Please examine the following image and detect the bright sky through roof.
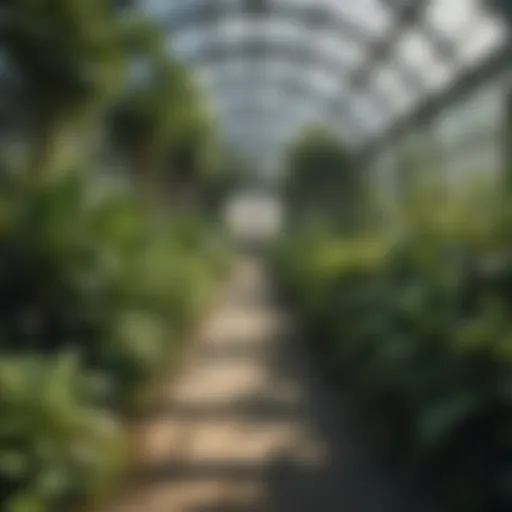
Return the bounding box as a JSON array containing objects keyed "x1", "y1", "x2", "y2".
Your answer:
[{"x1": 149, "y1": 0, "x2": 509, "y2": 160}]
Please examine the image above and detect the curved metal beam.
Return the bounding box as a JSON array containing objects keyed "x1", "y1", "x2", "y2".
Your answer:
[
  {"x1": 212, "y1": 84, "x2": 365, "y2": 124},
  {"x1": 191, "y1": 48, "x2": 352, "y2": 101},
  {"x1": 217, "y1": 101, "x2": 331, "y2": 129},
  {"x1": 216, "y1": 93, "x2": 366, "y2": 147},
  {"x1": 207, "y1": 70, "x2": 345, "y2": 101},
  {"x1": 172, "y1": 28, "x2": 424, "y2": 122},
  {"x1": 349, "y1": 0, "x2": 432, "y2": 92},
  {"x1": 182, "y1": 36, "x2": 333, "y2": 68},
  {"x1": 164, "y1": 0, "x2": 434, "y2": 97},
  {"x1": 192, "y1": 48, "x2": 395, "y2": 126},
  {"x1": 161, "y1": 1, "x2": 401, "y2": 132},
  {"x1": 161, "y1": 0, "x2": 462, "y2": 146},
  {"x1": 184, "y1": 33, "x2": 427, "y2": 106},
  {"x1": 163, "y1": 0, "x2": 371, "y2": 46},
  {"x1": 362, "y1": 42, "x2": 512, "y2": 159},
  {"x1": 380, "y1": 0, "x2": 457, "y2": 64},
  {"x1": 202, "y1": 62, "x2": 391, "y2": 125}
]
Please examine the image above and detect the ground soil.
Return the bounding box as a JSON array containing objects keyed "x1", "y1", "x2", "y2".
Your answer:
[{"x1": 102, "y1": 258, "x2": 437, "y2": 512}]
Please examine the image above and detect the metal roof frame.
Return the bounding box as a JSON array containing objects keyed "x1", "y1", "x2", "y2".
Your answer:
[{"x1": 158, "y1": 0, "x2": 511, "y2": 158}]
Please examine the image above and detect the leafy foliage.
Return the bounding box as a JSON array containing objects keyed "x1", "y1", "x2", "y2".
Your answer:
[
  {"x1": 0, "y1": 168, "x2": 229, "y2": 511},
  {"x1": 0, "y1": 0, "x2": 127, "y2": 173},
  {"x1": 0, "y1": 1, "x2": 233, "y2": 510},
  {"x1": 282, "y1": 125, "x2": 359, "y2": 230},
  {"x1": 0, "y1": 353, "x2": 124, "y2": 511},
  {"x1": 273, "y1": 203, "x2": 512, "y2": 511},
  {"x1": 109, "y1": 43, "x2": 216, "y2": 199}
]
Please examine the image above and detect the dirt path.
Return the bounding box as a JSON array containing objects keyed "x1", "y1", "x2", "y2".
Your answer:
[{"x1": 104, "y1": 258, "x2": 435, "y2": 512}]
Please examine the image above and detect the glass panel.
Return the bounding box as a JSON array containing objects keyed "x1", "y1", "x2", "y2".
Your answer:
[
  {"x1": 320, "y1": 101, "x2": 367, "y2": 143},
  {"x1": 306, "y1": 69, "x2": 342, "y2": 96},
  {"x1": 199, "y1": 59, "x2": 249, "y2": 84},
  {"x1": 210, "y1": 18, "x2": 303, "y2": 42},
  {"x1": 435, "y1": 80, "x2": 506, "y2": 149},
  {"x1": 425, "y1": 0, "x2": 509, "y2": 67},
  {"x1": 148, "y1": 0, "x2": 190, "y2": 18},
  {"x1": 159, "y1": 0, "x2": 512, "y2": 161},
  {"x1": 314, "y1": 32, "x2": 366, "y2": 69},
  {"x1": 371, "y1": 64, "x2": 418, "y2": 114},
  {"x1": 425, "y1": 0, "x2": 479, "y2": 39},
  {"x1": 372, "y1": 144, "x2": 401, "y2": 205},
  {"x1": 394, "y1": 29, "x2": 455, "y2": 92},
  {"x1": 265, "y1": 60, "x2": 298, "y2": 79},
  {"x1": 171, "y1": 17, "x2": 366, "y2": 73},
  {"x1": 350, "y1": 94, "x2": 390, "y2": 137},
  {"x1": 471, "y1": 142, "x2": 502, "y2": 175},
  {"x1": 445, "y1": 141, "x2": 502, "y2": 188},
  {"x1": 468, "y1": 81, "x2": 507, "y2": 131},
  {"x1": 168, "y1": 27, "x2": 206, "y2": 58},
  {"x1": 328, "y1": 0, "x2": 394, "y2": 38},
  {"x1": 436, "y1": 106, "x2": 477, "y2": 148},
  {"x1": 457, "y1": 16, "x2": 508, "y2": 66}
]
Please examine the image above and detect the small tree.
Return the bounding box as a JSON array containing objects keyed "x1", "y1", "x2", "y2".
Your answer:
[
  {"x1": 0, "y1": 0, "x2": 126, "y2": 176},
  {"x1": 110, "y1": 24, "x2": 216, "y2": 208},
  {"x1": 283, "y1": 125, "x2": 358, "y2": 231}
]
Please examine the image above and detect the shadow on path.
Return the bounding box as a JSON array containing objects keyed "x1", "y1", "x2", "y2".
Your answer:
[{"x1": 105, "y1": 258, "x2": 439, "y2": 512}]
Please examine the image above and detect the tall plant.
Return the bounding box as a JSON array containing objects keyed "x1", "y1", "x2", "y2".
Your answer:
[
  {"x1": 283, "y1": 125, "x2": 359, "y2": 231},
  {"x1": 0, "y1": 0, "x2": 126, "y2": 177},
  {"x1": 110, "y1": 25, "x2": 216, "y2": 207}
]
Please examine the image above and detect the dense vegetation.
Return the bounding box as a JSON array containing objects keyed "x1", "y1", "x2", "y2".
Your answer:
[
  {"x1": 1, "y1": 2, "x2": 509, "y2": 511},
  {"x1": 274, "y1": 129, "x2": 512, "y2": 511},
  {"x1": 0, "y1": 2, "x2": 231, "y2": 510},
  {"x1": 281, "y1": 125, "x2": 360, "y2": 231}
]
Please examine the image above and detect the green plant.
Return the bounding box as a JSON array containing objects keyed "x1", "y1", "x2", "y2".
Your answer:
[
  {"x1": 282, "y1": 124, "x2": 360, "y2": 231},
  {"x1": 273, "y1": 217, "x2": 512, "y2": 511},
  {"x1": 0, "y1": 353, "x2": 125, "y2": 512},
  {"x1": 0, "y1": 168, "x2": 229, "y2": 510}
]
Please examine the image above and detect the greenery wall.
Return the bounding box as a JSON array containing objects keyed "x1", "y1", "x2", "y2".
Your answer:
[
  {"x1": 0, "y1": 2, "x2": 234, "y2": 510},
  {"x1": 281, "y1": 125, "x2": 361, "y2": 232},
  {"x1": 274, "y1": 118, "x2": 512, "y2": 511}
]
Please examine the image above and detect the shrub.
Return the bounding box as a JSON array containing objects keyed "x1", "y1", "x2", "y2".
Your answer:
[
  {"x1": 0, "y1": 353, "x2": 125, "y2": 512},
  {"x1": 274, "y1": 224, "x2": 512, "y2": 511},
  {"x1": 0, "y1": 168, "x2": 228, "y2": 510}
]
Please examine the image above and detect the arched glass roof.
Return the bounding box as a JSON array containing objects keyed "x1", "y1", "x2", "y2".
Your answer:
[{"x1": 148, "y1": 0, "x2": 511, "y2": 161}]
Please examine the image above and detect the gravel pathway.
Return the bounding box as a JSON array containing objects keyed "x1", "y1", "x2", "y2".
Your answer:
[{"x1": 104, "y1": 258, "x2": 436, "y2": 512}]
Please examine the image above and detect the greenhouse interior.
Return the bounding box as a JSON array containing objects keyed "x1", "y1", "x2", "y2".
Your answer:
[{"x1": 0, "y1": 1, "x2": 511, "y2": 511}]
